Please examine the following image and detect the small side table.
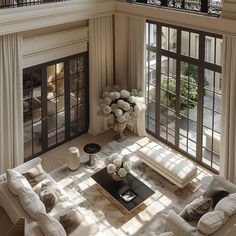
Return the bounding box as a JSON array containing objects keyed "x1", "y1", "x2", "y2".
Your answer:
[{"x1": 83, "y1": 143, "x2": 101, "y2": 168}]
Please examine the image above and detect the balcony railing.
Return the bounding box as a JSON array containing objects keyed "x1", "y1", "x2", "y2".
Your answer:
[
  {"x1": 131, "y1": 0, "x2": 221, "y2": 16},
  {"x1": 0, "y1": 0, "x2": 65, "y2": 8}
]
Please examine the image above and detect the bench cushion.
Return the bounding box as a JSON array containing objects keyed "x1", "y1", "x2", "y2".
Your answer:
[{"x1": 139, "y1": 142, "x2": 197, "y2": 187}]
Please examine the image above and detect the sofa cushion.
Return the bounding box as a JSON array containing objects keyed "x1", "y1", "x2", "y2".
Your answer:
[
  {"x1": 203, "y1": 175, "x2": 236, "y2": 198},
  {"x1": 179, "y1": 196, "x2": 212, "y2": 221},
  {"x1": 6, "y1": 169, "x2": 32, "y2": 196},
  {"x1": 36, "y1": 212, "x2": 66, "y2": 236},
  {"x1": 18, "y1": 187, "x2": 46, "y2": 220},
  {"x1": 4, "y1": 217, "x2": 25, "y2": 236},
  {"x1": 197, "y1": 210, "x2": 228, "y2": 235},
  {"x1": 215, "y1": 192, "x2": 236, "y2": 216},
  {"x1": 59, "y1": 208, "x2": 84, "y2": 235},
  {"x1": 39, "y1": 183, "x2": 58, "y2": 213},
  {"x1": 22, "y1": 163, "x2": 47, "y2": 187}
]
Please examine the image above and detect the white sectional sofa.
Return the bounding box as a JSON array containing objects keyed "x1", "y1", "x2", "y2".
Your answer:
[
  {"x1": 163, "y1": 175, "x2": 236, "y2": 236},
  {"x1": 0, "y1": 157, "x2": 97, "y2": 236}
]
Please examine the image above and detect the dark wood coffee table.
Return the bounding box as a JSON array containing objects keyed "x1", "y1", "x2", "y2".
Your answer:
[{"x1": 91, "y1": 168, "x2": 155, "y2": 213}]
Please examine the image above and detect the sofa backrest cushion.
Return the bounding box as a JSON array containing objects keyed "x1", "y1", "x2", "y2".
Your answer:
[
  {"x1": 203, "y1": 175, "x2": 236, "y2": 198},
  {"x1": 6, "y1": 169, "x2": 32, "y2": 196},
  {"x1": 22, "y1": 163, "x2": 47, "y2": 187},
  {"x1": 197, "y1": 210, "x2": 228, "y2": 235},
  {"x1": 18, "y1": 187, "x2": 46, "y2": 220},
  {"x1": 215, "y1": 192, "x2": 236, "y2": 216},
  {"x1": 179, "y1": 196, "x2": 212, "y2": 221},
  {"x1": 36, "y1": 212, "x2": 66, "y2": 236}
]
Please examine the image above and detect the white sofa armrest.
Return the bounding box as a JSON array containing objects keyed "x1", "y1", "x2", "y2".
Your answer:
[
  {"x1": 14, "y1": 157, "x2": 42, "y2": 174},
  {"x1": 163, "y1": 210, "x2": 202, "y2": 236}
]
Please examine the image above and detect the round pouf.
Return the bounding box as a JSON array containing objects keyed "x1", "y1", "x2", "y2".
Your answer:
[{"x1": 67, "y1": 147, "x2": 80, "y2": 171}]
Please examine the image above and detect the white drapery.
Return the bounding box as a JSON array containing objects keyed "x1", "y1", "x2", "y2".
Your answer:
[
  {"x1": 220, "y1": 35, "x2": 236, "y2": 183},
  {"x1": 127, "y1": 16, "x2": 147, "y2": 136},
  {"x1": 0, "y1": 33, "x2": 24, "y2": 174},
  {"x1": 88, "y1": 15, "x2": 114, "y2": 135}
]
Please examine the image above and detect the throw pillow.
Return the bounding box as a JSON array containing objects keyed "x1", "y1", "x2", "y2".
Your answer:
[
  {"x1": 22, "y1": 163, "x2": 46, "y2": 187},
  {"x1": 39, "y1": 183, "x2": 58, "y2": 213},
  {"x1": 6, "y1": 169, "x2": 32, "y2": 196},
  {"x1": 197, "y1": 210, "x2": 228, "y2": 235},
  {"x1": 18, "y1": 187, "x2": 46, "y2": 220},
  {"x1": 211, "y1": 190, "x2": 229, "y2": 208},
  {"x1": 203, "y1": 175, "x2": 236, "y2": 198},
  {"x1": 36, "y1": 212, "x2": 66, "y2": 236},
  {"x1": 59, "y1": 209, "x2": 84, "y2": 234},
  {"x1": 179, "y1": 196, "x2": 213, "y2": 221},
  {"x1": 215, "y1": 192, "x2": 236, "y2": 216},
  {"x1": 4, "y1": 217, "x2": 25, "y2": 236}
]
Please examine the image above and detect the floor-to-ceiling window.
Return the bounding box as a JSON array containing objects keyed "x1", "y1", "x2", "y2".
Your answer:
[
  {"x1": 145, "y1": 21, "x2": 222, "y2": 172},
  {"x1": 23, "y1": 53, "x2": 89, "y2": 161}
]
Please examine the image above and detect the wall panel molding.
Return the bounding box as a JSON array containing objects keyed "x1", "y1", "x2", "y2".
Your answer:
[{"x1": 22, "y1": 27, "x2": 88, "y2": 68}]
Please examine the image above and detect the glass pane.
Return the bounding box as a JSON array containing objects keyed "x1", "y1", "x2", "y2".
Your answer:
[
  {"x1": 162, "y1": 26, "x2": 168, "y2": 50},
  {"x1": 57, "y1": 130, "x2": 65, "y2": 143},
  {"x1": 148, "y1": 117, "x2": 155, "y2": 133},
  {"x1": 161, "y1": 56, "x2": 168, "y2": 75},
  {"x1": 24, "y1": 125, "x2": 32, "y2": 143},
  {"x1": 215, "y1": 38, "x2": 222, "y2": 66},
  {"x1": 33, "y1": 122, "x2": 42, "y2": 154},
  {"x1": 181, "y1": 31, "x2": 189, "y2": 56},
  {"x1": 188, "y1": 140, "x2": 196, "y2": 156},
  {"x1": 214, "y1": 96, "x2": 221, "y2": 113},
  {"x1": 208, "y1": 0, "x2": 221, "y2": 15},
  {"x1": 149, "y1": 51, "x2": 157, "y2": 70},
  {"x1": 169, "y1": 58, "x2": 176, "y2": 78},
  {"x1": 190, "y1": 33, "x2": 199, "y2": 59},
  {"x1": 70, "y1": 93, "x2": 78, "y2": 107},
  {"x1": 203, "y1": 126, "x2": 214, "y2": 150},
  {"x1": 78, "y1": 90, "x2": 85, "y2": 104},
  {"x1": 205, "y1": 36, "x2": 215, "y2": 63},
  {"x1": 48, "y1": 99, "x2": 56, "y2": 114},
  {"x1": 148, "y1": 85, "x2": 156, "y2": 101},
  {"x1": 149, "y1": 69, "x2": 156, "y2": 85},
  {"x1": 214, "y1": 112, "x2": 221, "y2": 133},
  {"x1": 203, "y1": 108, "x2": 213, "y2": 128},
  {"x1": 202, "y1": 147, "x2": 212, "y2": 167},
  {"x1": 188, "y1": 120, "x2": 197, "y2": 141},
  {"x1": 71, "y1": 106, "x2": 78, "y2": 123},
  {"x1": 168, "y1": 110, "x2": 175, "y2": 130},
  {"x1": 48, "y1": 115, "x2": 56, "y2": 133},
  {"x1": 47, "y1": 65, "x2": 55, "y2": 82},
  {"x1": 212, "y1": 132, "x2": 220, "y2": 155},
  {"x1": 215, "y1": 72, "x2": 222, "y2": 94},
  {"x1": 185, "y1": 0, "x2": 200, "y2": 11},
  {"x1": 169, "y1": 28, "x2": 177, "y2": 53},
  {"x1": 213, "y1": 153, "x2": 220, "y2": 171},
  {"x1": 24, "y1": 141, "x2": 32, "y2": 159},
  {"x1": 56, "y1": 79, "x2": 64, "y2": 96},
  {"x1": 180, "y1": 116, "x2": 187, "y2": 136},
  {"x1": 57, "y1": 95, "x2": 65, "y2": 113},
  {"x1": 78, "y1": 104, "x2": 85, "y2": 119},
  {"x1": 149, "y1": 24, "x2": 157, "y2": 46},
  {"x1": 147, "y1": 101, "x2": 156, "y2": 120},
  {"x1": 48, "y1": 132, "x2": 56, "y2": 147},
  {"x1": 32, "y1": 107, "x2": 42, "y2": 123},
  {"x1": 204, "y1": 91, "x2": 213, "y2": 110},
  {"x1": 160, "y1": 106, "x2": 167, "y2": 125},
  {"x1": 179, "y1": 135, "x2": 187, "y2": 152},
  {"x1": 160, "y1": 125, "x2": 167, "y2": 139},
  {"x1": 167, "y1": 128, "x2": 175, "y2": 144},
  {"x1": 204, "y1": 69, "x2": 214, "y2": 91},
  {"x1": 57, "y1": 111, "x2": 65, "y2": 128},
  {"x1": 188, "y1": 103, "x2": 197, "y2": 121}
]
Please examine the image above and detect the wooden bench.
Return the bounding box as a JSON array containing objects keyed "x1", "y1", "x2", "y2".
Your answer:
[{"x1": 138, "y1": 142, "x2": 197, "y2": 188}]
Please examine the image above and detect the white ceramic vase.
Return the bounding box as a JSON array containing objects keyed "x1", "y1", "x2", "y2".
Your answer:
[{"x1": 67, "y1": 147, "x2": 80, "y2": 171}]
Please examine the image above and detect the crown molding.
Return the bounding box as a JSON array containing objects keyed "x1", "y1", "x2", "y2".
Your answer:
[{"x1": 0, "y1": 0, "x2": 116, "y2": 36}]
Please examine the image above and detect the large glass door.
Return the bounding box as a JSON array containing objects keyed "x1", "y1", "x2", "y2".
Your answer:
[
  {"x1": 146, "y1": 21, "x2": 222, "y2": 172},
  {"x1": 23, "y1": 53, "x2": 88, "y2": 161}
]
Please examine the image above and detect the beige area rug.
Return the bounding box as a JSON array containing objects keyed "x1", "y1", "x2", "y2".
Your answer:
[{"x1": 49, "y1": 136, "x2": 211, "y2": 236}]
